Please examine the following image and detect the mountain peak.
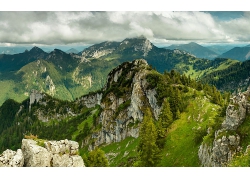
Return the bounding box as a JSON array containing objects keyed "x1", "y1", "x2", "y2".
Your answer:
[
  {"x1": 52, "y1": 48, "x2": 66, "y2": 54},
  {"x1": 29, "y1": 46, "x2": 45, "y2": 54},
  {"x1": 66, "y1": 48, "x2": 79, "y2": 54}
]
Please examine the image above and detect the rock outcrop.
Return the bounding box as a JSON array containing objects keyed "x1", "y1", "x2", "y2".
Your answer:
[
  {"x1": 199, "y1": 87, "x2": 250, "y2": 167},
  {"x1": 22, "y1": 139, "x2": 52, "y2": 167},
  {"x1": 222, "y1": 89, "x2": 250, "y2": 130},
  {"x1": 79, "y1": 93, "x2": 103, "y2": 108},
  {"x1": 30, "y1": 89, "x2": 44, "y2": 105},
  {"x1": 85, "y1": 59, "x2": 162, "y2": 150},
  {"x1": 0, "y1": 149, "x2": 24, "y2": 167},
  {"x1": 0, "y1": 139, "x2": 84, "y2": 167},
  {"x1": 198, "y1": 131, "x2": 241, "y2": 167}
]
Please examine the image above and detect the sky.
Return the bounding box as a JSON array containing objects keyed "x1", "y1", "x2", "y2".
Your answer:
[{"x1": 0, "y1": 1, "x2": 249, "y2": 48}]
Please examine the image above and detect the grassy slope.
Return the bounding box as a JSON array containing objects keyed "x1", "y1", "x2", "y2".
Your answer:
[
  {"x1": 100, "y1": 137, "x2": 140, "y2": 167},
  {"x1": 160, "y1": 89, "x2": 220, "y2": 167},
  {"x1": 185, "y1": 59, "x2": 238, "y2": 80},
  {"x1": 19, "y1": 60, "x2": 74, "y2": 100},
  {"x1": 78, "y1": 88, "x2": 221, "y2": 167}
]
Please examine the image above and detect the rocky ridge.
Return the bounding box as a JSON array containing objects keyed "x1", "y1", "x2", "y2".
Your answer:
[
  {"x1": 198, "y1": 87, "x2": 250, "y2": 166},
  {"x1": 82, "y1": 59, "x2": 162, "y2": 150},
  {"x1": 0, "y1": 138, "x2": 84, "y2": 167}
]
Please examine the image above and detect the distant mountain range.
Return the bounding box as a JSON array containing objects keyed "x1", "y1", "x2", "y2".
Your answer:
[
  {"x1": 0, "y1": 36, "x2": 249, "y2": 106},
  {"x1": 166, "y1": 42, "x2": 218, "y2": 60}
]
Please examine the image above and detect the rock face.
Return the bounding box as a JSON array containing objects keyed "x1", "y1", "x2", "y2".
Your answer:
[
  {"x1": 0, "y1": 139, "x2": 84, "y2": 167},
  {"x1": 80, "y1": 93, "x2": 103, "y2": 108},
  {"x1": 199, "y1": 87, "x2": 250, "y2": 167},
  {"x1": 85, "y1": 59, "x2": 162, "y2": 150},
  {"x1": 222, "y1": 90, "x2": 250, "y2": 130},
  {"x1": 0, "y1": 149, "x2": 24, "y2": 167},
  {"x1": 29, "y1": 89, "x2": 44, "y2": 111},
  {"x1": 22, "y1": 139, "x2": 52, "y2": 167},
  {"x1": 44, "y1": 139, "x2": 84, "y2": 167},
  {"x1": 198, "y1": 131, "x2": 241, "y2": 167},
  {"x1": 30, "y1": 89, "x2": 44, "y2": 105}
]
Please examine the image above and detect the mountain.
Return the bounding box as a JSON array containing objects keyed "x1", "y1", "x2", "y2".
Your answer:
[
  {"x1": 80, "y1": 36, "x2": 204, "y2": 74},
  {"x1": 218, "y1": 46, "x2": 250, "y2": 61},
  {"x1": 205, "y1": 44, "x2": 239, "y2": 55},
  {"x1": 0, "y1": 37, "x2": 243, "y2": 106},
  {"x1": 66, "y1": 48, "x2": 79, "y2": 54},
  {"x1": 1, "y1": 58, "x2": 250, "y2": 167},
  {"x1": 0, "y1": 46, "x2": 48, "y2": 72},
  {"x1": 166, "y1": 42, "x2": 219, "y2": 60}
]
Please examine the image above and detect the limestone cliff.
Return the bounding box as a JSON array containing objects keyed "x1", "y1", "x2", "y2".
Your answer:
[
  {"x1": 0, "y1": 139, "x2": 84, "y2": 167},
  {"x1": 83, "y1": 59, "x2": 162, "y2": 150}
]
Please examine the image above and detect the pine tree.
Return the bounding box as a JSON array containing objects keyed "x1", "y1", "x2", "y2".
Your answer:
[
  {"x1": 158, "y1": 99, "x2": 173, "y2": 129},
  {"x1": 169, "y1": 87, "x2": 181, "y2": 120},
  {"x1": 137, "y1": 109, "x2": 161, "y2": 167}
]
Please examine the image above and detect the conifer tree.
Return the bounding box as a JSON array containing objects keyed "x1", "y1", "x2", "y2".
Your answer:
[
  {"x1": 158, "y1": 99, "x2": 173, "y2": 129},
  {"x1": 137, "y1": 109, "x2": 161, "y2": 167}
]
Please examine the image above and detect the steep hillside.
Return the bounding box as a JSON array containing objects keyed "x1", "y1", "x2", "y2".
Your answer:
[{"x1": 167, "y1": 42, "x2": 218, "y2": 60}]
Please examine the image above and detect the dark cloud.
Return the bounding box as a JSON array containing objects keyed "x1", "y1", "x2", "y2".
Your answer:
[{"x1": 0, "y1": 11, "x2": 249, "y2": 45}]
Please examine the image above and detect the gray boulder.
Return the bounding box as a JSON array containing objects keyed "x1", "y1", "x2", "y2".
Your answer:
[{"x1": 22, "y1": 139, "x2": 52, "y2": 167}]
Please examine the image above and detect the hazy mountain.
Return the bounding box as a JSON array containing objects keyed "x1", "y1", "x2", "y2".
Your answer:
[
  {"x1": 218, "y1": 46, "x2": 250, "y2": 61},
  {"x1": 166, "y1": 42, "x2": 218, "y2": 60},
  {"x1": 66, "y1": 48, "x2": 79, "y2": 54},
  {"x1": 205, "y1": 44, "x2": 239, "y2": 55}
]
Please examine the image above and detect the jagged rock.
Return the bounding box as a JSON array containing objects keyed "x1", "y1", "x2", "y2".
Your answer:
[
  {"x1": 30, "y1": 89, "x2": 43, "y2": 105},
  {"x1": 198, "y1": 143, "x2": 213, "y2": 167},
  {"x1": 199, "y1": 131, "x2": 241, "y2": 167},
  {"x1": 222, "y1": 92, "x2": 247, "y2": 130},
  {"x1": 86, "y1": 59, "x2": 156, "y2": 150},
  {"x1": 22, "y1": 139, "x2": 52, "y2": 167},
  {"x1": 146, "y1": 89, "x2": 161, "y2": 119},
  {"x1": 81, "y1": 93, "x2": 103, "y2": 108},
  {"x1": 45, "y1": 75, "x2": 56, "y2": 96},
  {"x1": 212, "y1": 133, "x2": 240, "y2": 166},
  {"x1": 19, "y1": 139, "x2": 84, "y2": 167},
  {"x1": 0, "y1": 149, "x2": 24, "y2": 167}
]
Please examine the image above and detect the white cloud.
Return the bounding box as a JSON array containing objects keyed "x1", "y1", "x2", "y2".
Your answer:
[{"x1": 0, "y1": 11, "x2": 249, "y2": 45}]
